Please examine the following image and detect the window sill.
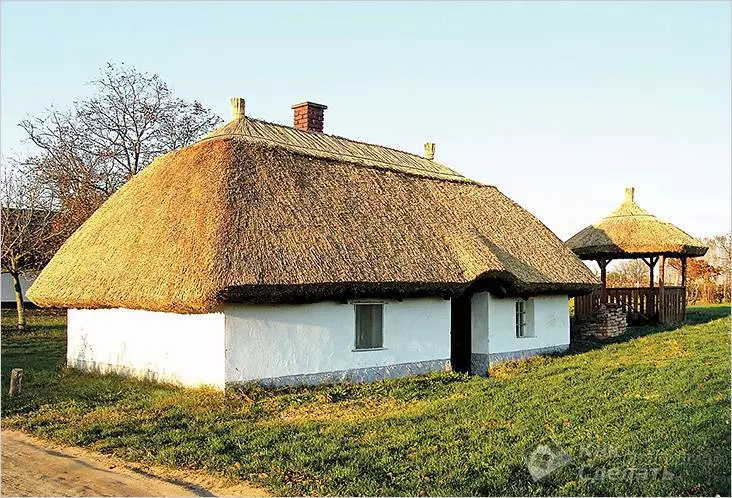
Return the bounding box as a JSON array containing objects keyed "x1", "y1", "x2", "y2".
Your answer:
[
  {"x1": 516, "y1": 336, "x2": 536, "y2": 339},
  {"x1": 352, "y1": 347, "x2": 387, "y2": 352}
]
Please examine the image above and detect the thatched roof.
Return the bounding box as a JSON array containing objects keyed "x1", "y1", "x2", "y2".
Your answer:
[
  {"x1": 28, "y1": 106, "x2": 598, "y2": 313},
  {"x1": 566, "y1": 188, "x2": 707, "y2": 260}
]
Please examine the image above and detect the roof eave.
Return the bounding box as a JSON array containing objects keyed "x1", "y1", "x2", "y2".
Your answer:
[
  {"x1": 572, "y1": 245, "x2": 709, "y2": 260},
  {"x1": 218, "y1": 276, "x2": 601, "y2": 306}
]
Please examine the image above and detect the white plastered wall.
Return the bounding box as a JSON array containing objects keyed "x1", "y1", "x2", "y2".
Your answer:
[
  {"x1": 224, "y1": 298, "x2": 451, "y2": 383},
  {"x1": 67, "y1": 308, "x2": 226, "y2": 388},
  {"x1": 471, "y1": 293, "x2": 570, "y2": 357}
]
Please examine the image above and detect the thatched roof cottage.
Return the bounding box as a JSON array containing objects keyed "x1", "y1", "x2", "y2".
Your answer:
[{"x1": 28, "y1": 99, "x2": 598, "y2": 388}]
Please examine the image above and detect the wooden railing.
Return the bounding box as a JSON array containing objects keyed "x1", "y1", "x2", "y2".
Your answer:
[
  {"x1": 575, "y1": 286, "x2": 686, "y2": 324},
  {"x1": 658, "y1": 286, "x2": 685, "y2": 323}
]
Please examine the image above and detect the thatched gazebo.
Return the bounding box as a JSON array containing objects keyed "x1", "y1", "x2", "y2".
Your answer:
[{"x1": 567, "y1": 187, "x2": 707, "y2": 324}]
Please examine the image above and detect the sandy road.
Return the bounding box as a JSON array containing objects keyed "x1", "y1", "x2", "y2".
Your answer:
[{"x1": 1, "y1": 430, "x2": 268, "y2": 497}]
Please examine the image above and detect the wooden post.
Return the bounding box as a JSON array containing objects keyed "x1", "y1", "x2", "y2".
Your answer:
[
  {"x1": 681, "y1": 256, "x2": 687, "y2": 288},
  {"x1": 595, "y1": 258, "x2": 611, "y2": 309},
  {"x1": 9, "y1": 368, "x2": 23, "y2": 397},
  {"x1": 643, "y1": 256, "x2": 658, "y2": 288},
  {"x1": 599, "y1": 260, "x2": 607, "y2": 288},
  {"x1": 658, "y1": 255, "x2": 666, "y2": 324}
]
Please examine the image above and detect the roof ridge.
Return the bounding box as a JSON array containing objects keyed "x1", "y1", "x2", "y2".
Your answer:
[
  {"x1": 255, "y1": 139, "x2": 496, "y2": 187},
  {"x1": 231, "y1": 116, "x2": 440, "y2": 163},
  {"x1": 199, "y1": 116, "x2": 480, "y2": 184}
]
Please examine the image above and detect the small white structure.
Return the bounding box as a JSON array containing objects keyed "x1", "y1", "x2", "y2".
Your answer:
[{"x1": 30, "y1": 98, "x2": 597, "y2": 389}]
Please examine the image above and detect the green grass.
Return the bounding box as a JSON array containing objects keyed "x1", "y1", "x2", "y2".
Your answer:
[
  {"x1": 2, "y1": 306, "x2": 730, "y2": 496},
  {"x1": 1, "y1": 307, "x2": 66, "y2": 339}
]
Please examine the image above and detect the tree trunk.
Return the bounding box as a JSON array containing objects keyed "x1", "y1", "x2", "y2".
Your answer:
[{"x1": 10, "y1": 271, "x2": 26, "y2": 330}]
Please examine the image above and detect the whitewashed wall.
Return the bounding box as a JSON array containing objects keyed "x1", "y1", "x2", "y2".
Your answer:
[
  {"x1": 224, "y1": 298, "x2": 451, "y2": 384},
  {"x1": 471, "y1": 293, "x2": 570, "y2": 371},
  {"x1": 1, "y1": 272, "x2": 36, "y2": 303},
  {"x1": 67, "y1": 308, "x2": 226, "y2": 388},
  {"x1": 487, "y1": 294, "x2": 569, "y2": 354},
  {"x1": 471, "y1": 292, "x2": 491, "y2": 357},
  {"x1": 64, "y1": 294, "x2": 566, "y2": 388}
]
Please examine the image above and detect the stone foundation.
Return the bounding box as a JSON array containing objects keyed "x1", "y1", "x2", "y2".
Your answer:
[
  {"x1": 573, "y1": 303, "x2": 627, "y2": 339},
  {"x1": 470, "y1": 345, "x2": 570, "y2": 376},
  {"x1": 229, "y1": 359, "x2": 451, "y2": 387},
  {"x1": 471, "y1": 353, "x2": 490, "y2": 377}
]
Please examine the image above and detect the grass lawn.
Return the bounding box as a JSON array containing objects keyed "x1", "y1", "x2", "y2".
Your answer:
[{"x1": 1, "y1": 305, "x2": 730, "y2": 496}]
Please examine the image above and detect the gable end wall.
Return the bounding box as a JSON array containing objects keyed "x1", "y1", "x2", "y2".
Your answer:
[{"x1": 67, "y1": 308, "x2": 226, "y2": 388}]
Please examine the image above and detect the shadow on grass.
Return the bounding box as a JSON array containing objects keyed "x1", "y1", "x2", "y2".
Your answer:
[
  {"x1": 569, "y1": 304, "x2": 730, "y2": 355},
  {"x1": 1, "y1": 308, "x2": 66, "y2": 340}
]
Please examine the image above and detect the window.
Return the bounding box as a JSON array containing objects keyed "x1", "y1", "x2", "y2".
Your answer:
[
  {"x1": 515, "y1": 299, "x2": 528, "y2": 338},
  {"x1": 355, "y1": 304, "x2": 384, "y2": 350}
]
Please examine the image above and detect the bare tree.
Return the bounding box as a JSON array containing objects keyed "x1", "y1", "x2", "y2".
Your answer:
[
  {"x1": 19, "y1": 63, "x2": 222, "y2": 236},
  {"x1": 703, "y1": 233, "x2": 731, "y2": 274},
  {"x1": 702, "y1": 233, "x2": 731, "y2": 302},
  {"x1": 606, "y1": 259, "x2": 648, "y2": 288},
  {"x1": 1, "y1": 165, "x2": 59, "y2": 329}
]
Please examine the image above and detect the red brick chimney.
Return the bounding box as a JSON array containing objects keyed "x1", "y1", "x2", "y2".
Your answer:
[{"x1": 291, "y1": 102, "x2": 327, "y2": 132}]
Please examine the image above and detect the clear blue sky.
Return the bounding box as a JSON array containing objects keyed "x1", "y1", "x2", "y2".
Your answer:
[{"x1": 2, "y1": 1, "x2": 730, "y2": 239}]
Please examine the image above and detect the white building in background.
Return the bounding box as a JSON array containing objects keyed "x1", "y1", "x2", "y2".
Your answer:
[
  {"x1": 29, "y1": 97, "x2": 597, "y2": 389},
  {"x1": 1, "y1": 272, "x2": 36, "y2": 304}
]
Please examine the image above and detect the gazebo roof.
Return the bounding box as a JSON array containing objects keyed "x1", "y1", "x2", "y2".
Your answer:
[{"x1": 566, "y1": 188, "x2": 707, "y2": 260}]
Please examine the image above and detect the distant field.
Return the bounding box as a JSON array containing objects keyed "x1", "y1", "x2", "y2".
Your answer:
[{"x1": 2, "y1": 305, "x2": 730, "y2": 496}]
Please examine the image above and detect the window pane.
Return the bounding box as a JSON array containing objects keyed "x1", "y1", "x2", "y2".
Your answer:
[
  {"x1": 516, "y1": 300, "x2": 526, "y2": 337},
  {"x1": 356, "y1": 304, "x2": 383, "y2": 349}
]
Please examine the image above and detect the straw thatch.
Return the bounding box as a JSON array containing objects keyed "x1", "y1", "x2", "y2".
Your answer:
[
  {"x1": 566, "y1": 188, "x2": 707, "y2": 259},
  {"x1": 28, "y1": 115, "x2": 598, "y2": 314}
]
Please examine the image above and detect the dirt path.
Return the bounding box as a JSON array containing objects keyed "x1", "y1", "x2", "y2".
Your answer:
[{"x1": 1, "y1": 430, "x2": 269, "y2": 497}]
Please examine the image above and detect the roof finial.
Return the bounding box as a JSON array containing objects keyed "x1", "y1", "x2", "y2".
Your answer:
[
  {"x1": 424, "y1": 142, "x2": 435, "y2": 160},
  {"x1": 230, "y1": 97, "x2": 245, "y2": 120},
  {"x1": 624, "y1": 187, "x2": 635, "y2": 203}
]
